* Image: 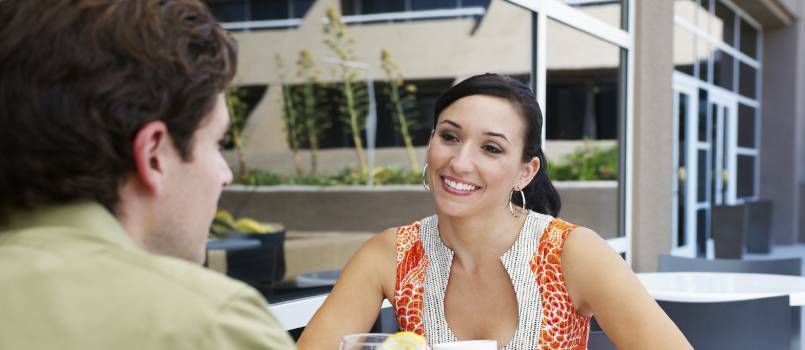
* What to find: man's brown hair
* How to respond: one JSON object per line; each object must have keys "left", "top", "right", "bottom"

{"left": 0, "top": 0, "right": 237, "bottom": 219}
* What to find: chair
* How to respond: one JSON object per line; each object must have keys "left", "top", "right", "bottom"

{"left": 658, "top": 254, "right": 802, "bottom": 276}
{"left": 712, "top": 204, "right": 747, "bottom": 259}
{"left": 746, "top": 200, "right": 774, "bottom": 253}
{"left": 657, "top": 295, "right": 791, "bottom": 350}
{"left": 587, "top": 331, "right": 616, "bottom": 350}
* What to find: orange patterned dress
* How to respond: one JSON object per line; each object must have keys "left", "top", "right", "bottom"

{"left": 393, "top": 211, "right": 590, "bottom": 349}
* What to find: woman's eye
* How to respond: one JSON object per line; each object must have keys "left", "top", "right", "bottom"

{"left": 440, "top": 132, "right": 458, "bottom": 142}
{"left": 483, "top": 145, "right": 502, "bottom": 154}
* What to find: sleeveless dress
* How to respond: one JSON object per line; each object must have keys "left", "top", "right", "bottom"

{"left": 393, "top": 211, "right": 591, "bottom": 349}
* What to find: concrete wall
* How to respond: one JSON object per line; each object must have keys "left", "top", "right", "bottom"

{"left": 760, "top": 11, "right": 803, "bottom": 244}
{"left": 218, "top": 182, "right": 618, "bottom": 237}
{"left": 631, "top": 0, "right": 675, "bottom": 273}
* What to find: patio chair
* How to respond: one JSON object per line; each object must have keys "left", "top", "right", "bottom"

{"left": 657, "top": 295, "right": 791, "bottom": 350}
{"left": 745, "top": 200, "right": 774, "bottom": 253}
{"left": 658, "top": 254, "right": 802, "bottom": 276}
{"left": 587, "top": 331, "right": 616, "bottom": 350}
{"left": 712, "top": 204, "right": 747, "bottom": 259}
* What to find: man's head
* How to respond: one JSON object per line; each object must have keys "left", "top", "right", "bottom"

{"left": 0, "top": 0, "right": 237, "bottom": 263}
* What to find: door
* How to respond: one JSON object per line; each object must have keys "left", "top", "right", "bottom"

{"left": 672, "top": 73, "right": 698, "bottom": 257}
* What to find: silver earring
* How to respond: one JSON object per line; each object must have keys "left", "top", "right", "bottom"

{"left": 422, "top": 163, "right": 431, "bottom": 191}
{"left": 508, "top": 187, "right": 526, "bottom": 217}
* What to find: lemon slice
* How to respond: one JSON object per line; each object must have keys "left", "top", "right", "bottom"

{"left": 380, "top": 332, "right": 428, "bottom": 350}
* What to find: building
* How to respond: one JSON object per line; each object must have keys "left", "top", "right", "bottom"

{"left": 207, "top": 0, "right": 805, "bottom": 272}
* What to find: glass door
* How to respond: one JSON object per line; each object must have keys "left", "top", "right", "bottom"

{"left": 672, "top": 73, "right": 698, "bottom": 257}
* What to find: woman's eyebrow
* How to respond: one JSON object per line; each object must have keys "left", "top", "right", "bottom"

{"left": 439, "top": 119, "right": 461, "bottom": 129}
{"left": 484, "top": 131, "right": 509, "bottom": 142}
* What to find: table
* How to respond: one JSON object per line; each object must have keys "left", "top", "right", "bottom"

{"left": 637, "top": 272, "right": 805, "bottom": 350}
{"left": 636, "top": 272, "right": 805, "bottom": 305}
{"left": 268, "top": 294, "right": 393, "bottom": 330}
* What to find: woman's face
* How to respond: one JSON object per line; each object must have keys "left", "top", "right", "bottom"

{"left": 427, "top": 94, "right": 539, "bottom": 218}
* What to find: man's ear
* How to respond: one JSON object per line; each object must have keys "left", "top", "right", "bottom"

{"left": 132, "top": 120, "right": 170, "bottom": 195}
{"left": 517, "top": 156, "right": 541, "bottom": 190}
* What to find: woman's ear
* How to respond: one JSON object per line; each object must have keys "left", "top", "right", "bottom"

{"left": 517, "top": 156, "right": 541, "bottom": 189}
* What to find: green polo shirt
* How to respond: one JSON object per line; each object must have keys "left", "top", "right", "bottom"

{"left": 0, "top": 201, "right": 295, "bottom": 350}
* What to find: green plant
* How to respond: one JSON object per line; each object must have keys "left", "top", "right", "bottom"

{"left": 324, "top": 8, "right": 368, "bottom": 175}
{"left": 548, "top": 142, "right": 619, "bottom": 181}
{"left": 380, "top": 48, "right": 420, "bottom": 172}
{"left": 224, "top": 86, "right": 251, "bottom": 182}
{"left": 296, "top": 49, "right": 328, "bottom": 175}
{"left": 233, "top": 166, "right": 420, "bottom": 186}
{"left": 274, "top": 54, "right": 305, "bottom": 176}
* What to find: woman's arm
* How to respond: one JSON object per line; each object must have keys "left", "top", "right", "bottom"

{"left": 297, "top": 228, "right": 397, "bottom": 350}
{"left": 562, "top": 227, "right": 692, "bottom": 349}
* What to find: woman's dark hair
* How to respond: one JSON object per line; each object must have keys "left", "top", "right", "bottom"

{"left": 433, "top": 73, "right": 561, "bottom": 217}
{"left": 0, "top": 0, "right": 237, "bottom": 220}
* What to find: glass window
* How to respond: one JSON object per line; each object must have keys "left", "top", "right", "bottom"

{"left": 712, "top": 49, "right": 735, "bottom": 91}
{"left": 697, "top": 149, "right": 708, "bottom": 202}
{"left": 547, "top": 18, "right": 624, "bottom": 239}
{"left": 207, "top": 0, "right": 249, "bottom": 22}
{"left": 292, "top": 0, "right": 315, "bottom": 18}
{"left": 739, "top": 62, "right": 757, "bottom": 98}
{"left": 698, "top": 88, "right": 709, "bottom": 141}
{"left": 713, "top": 1, "right": 736, "bottom": 47}
{"left": 739, "top": 18, "right": 758, "bottom": 58}
{"left": 674, "top": 0, "right": 696, "bottom": 24}
{"left": 462, "top": 0, "right": 492, "bottom": 8}
{"left": 737, "top": 155, "right": 755, "bottom": 198}
{"left": 361, "top": 0, "right": 405, "bottom": 14}
{"left": 412, "top": 0, "right": 456, "bottom": 11}
{"left": 697, "top": 38, "right": 711, "bottom": 82}
{"left": 565, "top": 0, "right": 624, "bottom": 30}
{"left": 738, "top": 103, "right": 756, "bottom": 148}
{"left": 547, "top": 19, "right": 621, "bottom": 141}
{"left": 674, "top": 25, "right": 696, "bottom": 77}
{"left": 697, "top": 0, "right": 712, "bottom": 30}
{"left": 252, "top": 1, "right": 289, "bottom": 20}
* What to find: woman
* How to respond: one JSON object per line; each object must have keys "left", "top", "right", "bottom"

{"left": 298, "top": 74, "right": 691, "bottom": 349}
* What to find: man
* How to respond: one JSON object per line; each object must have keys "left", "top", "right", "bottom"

{"left": 0, "top": 1, "right": 295, "bottom": 349}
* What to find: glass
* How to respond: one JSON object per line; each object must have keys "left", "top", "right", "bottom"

{"left": 547, "top": 18, "right": 624, "bottom": 239}
{"left": 697, "top": 0, "right": 712, "bottom": 30}
{"left": 737, "top": 103, "right": 756, "bottom": 148}
{"left": 674, "top": 0, "right": 696, "bottom": 25}
{"left": 674, "top": 25, "right": 696, "bottom": 76}
{"left": 412, "top": 0, "right": 455, "bottom": 11}
{"left": 697, "top": 38, "right": 711, "bottom": 82}
{"left": 712, "top": 49, "right": 734, "bottom": 91}
{"left": 714, "top": 1, "right": 736, "bottom": 47}
{"left": 697, "top": 149, "right": 708, "bottom": 202}
{"left": 565, "top": 0, "right": 624, "bottom": 30}
{"left": 737, "top": 155, "right": 755, "bottom": 198}
{"left": 739, "top": 18, "right": 758, "bottom": 58}
{"left": 739, "top": 62, "right": 757, "bottom": 98}
{"left": 340, "top": 333, "right": 429, "bottom": 350}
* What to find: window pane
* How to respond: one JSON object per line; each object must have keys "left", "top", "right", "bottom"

{"left": 462, "top": 0, "right": 492, "bottom": 8}
{"left": 565, "top": 0, "right": 624, "bottom": 30}
{"left": 674, "top": 25, "right": 696, "bottom": 77}
{"left": 696, "top": 209, "right": 708, "bottom": 246}
{"left": 738, "top": 104, "right": 756, "bottom": 148}
{"left": 252, "top": 1, "right": 289, "bottom": 20}
{"left": 547, "top": 19, "right": 621, "bottom": 141}
{"left": 697, "top": 38, "right": 711, "bottom": 82}
{"left": 697, "top": 0, "right": 712, "bottom": 30}
{"left": 737, "top": 155, "right": 755, "bottom": 198}
{"left": 547, "top": 18, "right": 624, "bottom": 239}
{"left": 739, "top": 18, "right": 758, "bottom": 58}
{"left": 412, "top": 0, "right": 456, "bottom": 11}
{"left": 698, "top": 149, "right": 708, "bottom": 202}
{"left": 713, "top": 49, "right": 735, "bottom": 91}
{"left": 714, "top": 1, "right": 736, "bottom": 46}
{"left": 362, "top": 0, "right": 405, "bottom": 14}
{"left": 207, "top": 0, "right": 249, "bottom": 22}
{"left": 292, "top": 0, "right": 315, "bottom": 18}
{"left": 679, "top": 93, "right": 687, "bottom": 167}
{"left": 739, "top": 62, "right": 757, "bottom": 98}
{"left": 698, "top": 88, "right": 709, "bottom": 142}
{"left": 674, "top": 0, "right": 696, "bottom": 24}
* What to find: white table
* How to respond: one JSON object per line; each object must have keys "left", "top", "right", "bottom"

{"left": 268, "top": 294, "right": 393, "bottom": 330}
{"left": 637, "top": 272, "right": 805, "bottom": 350}
{"left": 636, "top": 272, "right": 805, "bottom": 305}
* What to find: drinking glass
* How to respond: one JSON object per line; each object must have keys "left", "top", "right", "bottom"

{"left": 339, "top": 333, "right": 430, "bottom": 350}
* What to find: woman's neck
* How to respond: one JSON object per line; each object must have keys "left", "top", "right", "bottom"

{"left": 436, "top": 207, "right": 528, "bottom": 270}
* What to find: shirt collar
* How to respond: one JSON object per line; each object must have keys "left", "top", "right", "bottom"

{"left": 2, "top": 201, "right": 138, "bottom": 249}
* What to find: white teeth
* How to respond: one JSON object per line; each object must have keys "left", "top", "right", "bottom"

{"left": 444, "top": 178, "right": 477, "bottom": 191}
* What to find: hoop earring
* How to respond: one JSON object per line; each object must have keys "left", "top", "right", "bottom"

{"left": 422, "top": 163, "right": 431, "bottom": 191}
{"left": 508, "top": 187, "right": 526, "bottom": 217}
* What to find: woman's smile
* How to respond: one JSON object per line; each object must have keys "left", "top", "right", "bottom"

{"left": 440, "top": 175, "right": 482, "bottom": 196}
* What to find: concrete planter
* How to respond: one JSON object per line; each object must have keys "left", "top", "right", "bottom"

{"left": 218, "top": 181, "right": 618, "bottom": 237}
